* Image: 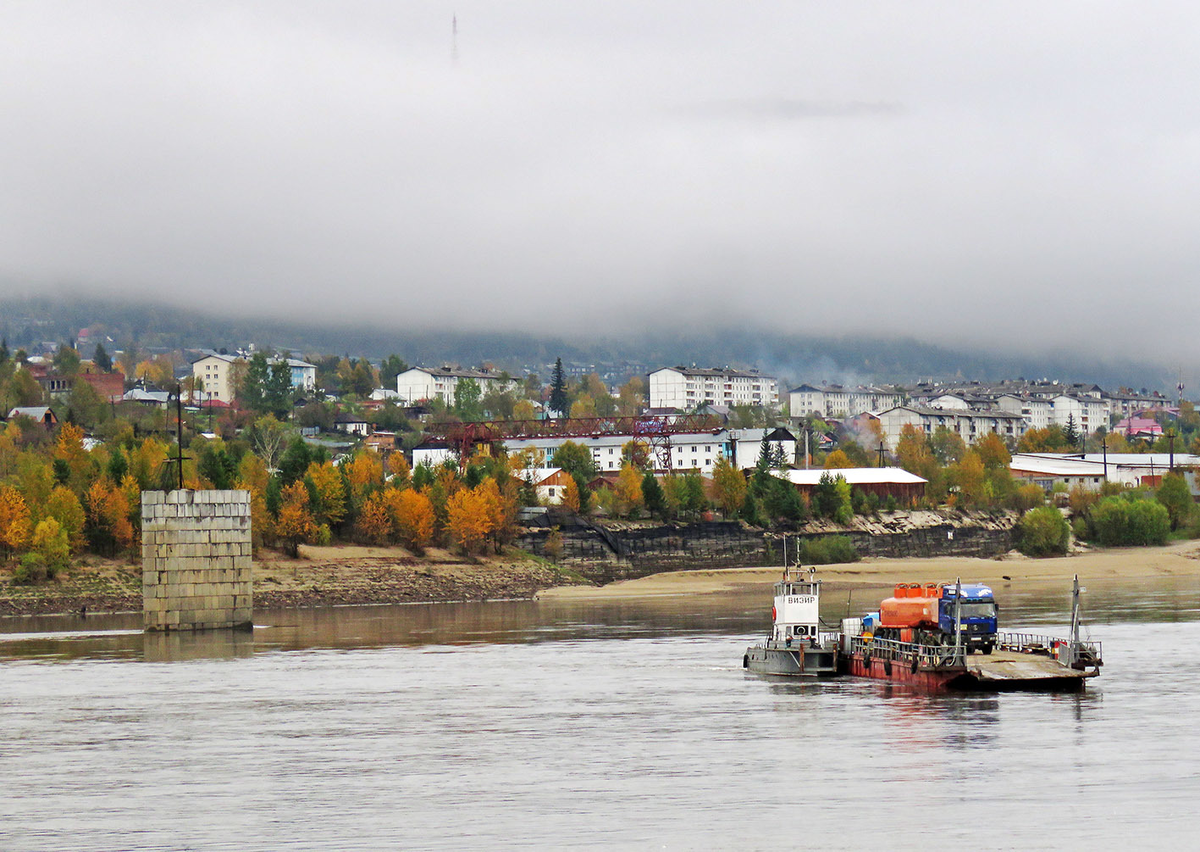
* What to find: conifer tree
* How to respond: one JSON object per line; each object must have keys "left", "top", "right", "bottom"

{"left": 549, "top": 357, "right": 569, "bottom": 417}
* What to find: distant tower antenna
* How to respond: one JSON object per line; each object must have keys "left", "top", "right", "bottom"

{"left": 452, "top": 14, "right": 458, "bottom": 64}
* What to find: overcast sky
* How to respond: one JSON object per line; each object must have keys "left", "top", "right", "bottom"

{"left": 2, "top": 2, "right": 1198, "bottom": 361}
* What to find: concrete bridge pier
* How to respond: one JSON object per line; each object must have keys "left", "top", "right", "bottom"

{"left": 142, "top": 490, "right": 253, "bottom": 632}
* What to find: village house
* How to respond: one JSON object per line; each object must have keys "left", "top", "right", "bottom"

{"left": 6, "top": 406, "right": 58, "bottom": 428}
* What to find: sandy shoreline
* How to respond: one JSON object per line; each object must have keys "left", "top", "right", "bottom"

{"left": 537, "top": 540, "right": 1200, "bottom": 600}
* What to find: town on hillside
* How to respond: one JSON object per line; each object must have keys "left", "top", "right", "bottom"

{"left": 1, "top": 334, "right": 1197, "bottom": 577}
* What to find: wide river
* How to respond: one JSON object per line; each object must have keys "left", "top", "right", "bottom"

{"left": 1, "top": 574, "right": 1198, "bottom": 850}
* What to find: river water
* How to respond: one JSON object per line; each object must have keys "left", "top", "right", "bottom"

{"left": 1, "top": 575, "right": 1199, "bottom": 850}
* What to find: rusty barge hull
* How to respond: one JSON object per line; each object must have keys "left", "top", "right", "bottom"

{"left": 838, "top": 647, "right": 1096, "bottom": 693}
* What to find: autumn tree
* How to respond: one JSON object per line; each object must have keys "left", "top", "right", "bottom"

{"left": 949, "top": 450, "right": 987, "bottom": 508}
{"left": 824, "top": 449, "right": 853, "bottom": 469}
{"left": 975, "top": 433, "right": 1011, "bottom": 470}
{"left": 83, "top": 478, "right": 134, "bottom": 556}
{"left": 276, "top": 482, "right": 318, "bottom": 557}
{"left": 561, "top": 475, "right": 582, "bottom": 513}
{"left": 447, "top": 484, "right": 498, "bottom": 554}
{"left": 513, "top": 399, "right": 537, "bottom": 421}
{"left": 387, "top": 488, "right": 435, "bottom": 553}
{"left": 709, "top": 455, "right": 747, "bottom": 517}
{"left": 31, "top": 517, "right": 70, "bottom": 576}
{"left": 305, "top": 461, "right": 346, "bottom": 528}
{"left": 46, "top": 485, "right": 86, "bottom": 553}
{"left": 1017, "top": 425, "right": 1072, "bottom": 454}
{"left": 356, "top": 492, "right": 393, "bottom": 545}
{"left": 0, "top": 485, "right": 32, "bottom": 558}
{"left": 617, "top": 377, "right": 646, "bottom": 416}
{"left": 613, "top": 462, "right": 644, "bottom": 517}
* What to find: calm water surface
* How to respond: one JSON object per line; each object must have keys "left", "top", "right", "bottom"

{"left": 1, "top": 575, "right": 1199, "bottom": 850}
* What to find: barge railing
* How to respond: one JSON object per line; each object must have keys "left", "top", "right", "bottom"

{"left": 996, "top": 632, "right": 1102, "bottom": 664}
{"left": 845, "top": 635, "right": 964, "bottom": 669}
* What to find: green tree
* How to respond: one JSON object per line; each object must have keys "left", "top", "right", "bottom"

{"left": 929, "top": 426, "right": 966, "bottom": 465}
{"left": 551, "top": 441, "right": 597, "bottom": 480}
{"left": 239, "top": 352, "right": 271, "bottom": 414}
{"left": 454, "top": 377, "right": 483, "bottom": 421}
{"left": 642, "top": 472, "right": 666, "bottom": 518}
{"left": 549, "top": 358, "right": 569, "bottom": 417}
{"left": 1063, "top": 414, "right": 1080, "bottom": 448}
{"left": 93, "top": 343, "right": 113, "bottom": 373}
{"left": 1017, "top": 507, "right": 1070, "bottom": 556}
{"left": 380, "top": 354, "right": 409, "bottom": 388}
{"left": 1156, "top": 473, "right": 1193, "bottom": 530}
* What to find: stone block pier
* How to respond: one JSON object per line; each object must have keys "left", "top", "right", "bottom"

{"left": 142, "top": 489, "right": 253, "bottom": 631}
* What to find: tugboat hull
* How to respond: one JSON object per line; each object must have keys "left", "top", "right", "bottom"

{"left": 744, "top": 641, "right": 837, "bottom": 677}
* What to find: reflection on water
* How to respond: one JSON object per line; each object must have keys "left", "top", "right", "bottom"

{"left": 0, "top": 576, "right": 1198, "bottom": 849}
{"left": 6, "top": 574, "right": 1193, "bottom": 663}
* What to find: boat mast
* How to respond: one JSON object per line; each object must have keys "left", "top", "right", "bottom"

{"left": 953, "top": 577, "right": 964, "bottom": 665}
{"left": 1068, "top": 574, "right": 1081, "bottom": 666}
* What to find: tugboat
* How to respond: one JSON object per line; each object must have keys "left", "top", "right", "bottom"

{"left": 743, "top": 564, "right": 838, "bottom": 677}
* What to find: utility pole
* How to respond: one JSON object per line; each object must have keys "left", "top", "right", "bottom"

{"left": 877, "top": 441, "right": 885, "bottom": 467}
{"left": 1168, "top": 429, "right": 1176, "bottom": 471}
{"left": 1102, "top": 433, "right": 1108, "bottom": 482}
{"left": 175, "top": 385, "right": 184, "bottom": 491}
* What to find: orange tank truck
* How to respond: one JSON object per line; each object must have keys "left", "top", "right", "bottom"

{"left": 879, "top": 584, "right": 940, "bottom": 643}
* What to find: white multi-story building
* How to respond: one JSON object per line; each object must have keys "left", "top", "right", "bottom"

{"left": 649, "top": 367, "right": 778, "bottom": 411}
{"left": 1048, "top": 394, "right": 1109, "bottom": 435}
{"left": 875, "top": 405, "right": 1027, "bottom": 449}
{"left": 396, "top": 366, "right": 515, "bottom": 406}
{"left": 788, "top": 384, "right": 905, "bottom": 419}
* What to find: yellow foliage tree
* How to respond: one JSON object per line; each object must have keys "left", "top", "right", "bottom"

{"left": 46, "top": 485, "right": 86, "bottom": 553}
{"left": 824, "top": 449, "right": 854, "bottom": 469}
{"left": 305, "top": 461, "right": 346, "bottom": 527}
{"left": 561, "top": 475, "right": 581, "bottom": 513}
{"left": 276, "top": 482, "right": 318, "bottom": 557}
{"left": 356, "top": 491, "right": 393, "bottom": 545}
{"left": 31, "top": 517, "right": 70, "bottom": 574}
{"left": 386, "top": 489, "right": 435, "bottom": 552}
{"left": 709, "top": 455, "right": 747, "bottom": 517}
{"left": 387, "top": 451, "right": 411, "bottom": 486}
{"left": 975, "top": 433, "right": 1011, "bottom": 470}
{"left": 614, "top": 463, "right": 644, "bottom": 517}
{"left": 344, "top": 451, "right": 384, "bottom": 511}
{"left": 447, "top": 485, "right": 497, "bottom": 554}
{"left": 0, "top": 485, "right": 32, "bottom": 557}
{"left": 83, "top": 478, "right": 134, "bottom": 556}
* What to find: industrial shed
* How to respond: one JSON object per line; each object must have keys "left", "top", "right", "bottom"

{"left": 780, "top": 467, "right": 928, "bottom": 503}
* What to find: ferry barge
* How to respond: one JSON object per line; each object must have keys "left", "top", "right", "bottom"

{"left": 837, "top": 576, "right": 1102, "bottom": 692}
{"left": 745, "top": 572, "right": 1102, "bottom": 692}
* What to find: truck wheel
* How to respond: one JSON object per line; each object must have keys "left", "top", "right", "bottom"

{"left": 982, "top": 645, "right": 993, "bottom": 656}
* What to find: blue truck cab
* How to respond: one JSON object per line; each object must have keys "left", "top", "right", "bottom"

{"left": 938, "top": 583, "right": 998, "bottom": 654}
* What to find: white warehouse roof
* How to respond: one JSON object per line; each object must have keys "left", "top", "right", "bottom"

{"left": 781, "top": 467, "right": 927, "bottom": 486}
